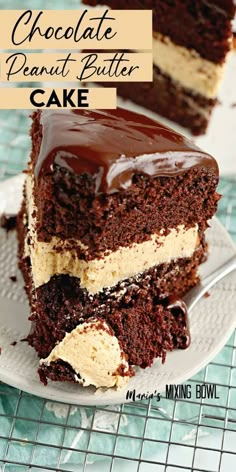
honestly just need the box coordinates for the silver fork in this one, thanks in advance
[184,254,236,312]
[155,255,236,422]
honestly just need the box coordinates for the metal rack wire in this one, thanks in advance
[0,336,236,472]
[0,110,236,471]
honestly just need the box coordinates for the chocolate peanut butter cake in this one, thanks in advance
[17,108,220,389]
[83,0,235,135]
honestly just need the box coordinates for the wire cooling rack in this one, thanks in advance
[0,110,236,472]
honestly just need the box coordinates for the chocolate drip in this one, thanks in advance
[35,108,218,194]
[166,296,191,349]
[0,213,17,232]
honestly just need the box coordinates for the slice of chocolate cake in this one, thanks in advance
[17,108,220,389]
[83,0,235,135]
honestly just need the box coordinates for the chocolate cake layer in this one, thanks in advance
[33,165,219,254]
[84,0,235,63]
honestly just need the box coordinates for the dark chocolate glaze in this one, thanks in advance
[35,108,218,194]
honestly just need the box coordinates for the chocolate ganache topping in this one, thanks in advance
[35,108,218,194]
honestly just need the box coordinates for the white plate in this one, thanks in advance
[0,175,236,406]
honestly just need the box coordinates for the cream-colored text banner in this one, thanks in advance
[0,87,117,109]
[0,9,152,50]
[0,52,153,82]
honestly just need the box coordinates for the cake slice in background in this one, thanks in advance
[17,108,220,389]
[83,0,235,135]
